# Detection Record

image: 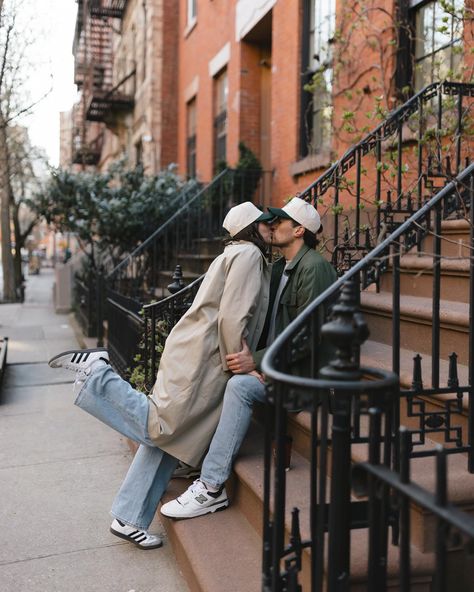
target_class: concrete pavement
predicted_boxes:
[0,268,188,592]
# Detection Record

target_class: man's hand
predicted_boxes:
[226,339,256,374]
[249,370,265,384]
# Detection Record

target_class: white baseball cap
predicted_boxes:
[268,197,321,234]
[222,202,273,237]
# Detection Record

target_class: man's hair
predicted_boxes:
[290,220,319,249]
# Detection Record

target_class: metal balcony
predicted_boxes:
[89,0,128,19]
[86,66,135,123]
[72,131,104,166]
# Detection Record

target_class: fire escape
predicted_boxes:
[72,0,134,166]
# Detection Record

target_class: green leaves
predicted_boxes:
[32,162,196,268]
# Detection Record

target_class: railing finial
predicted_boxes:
[319,277,369,382]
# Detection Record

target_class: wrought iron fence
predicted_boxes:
[106,168,266,305]
[74,270,98,338]
[138,276,204,393]
[261,163,474,590]
[353,413,474,592]
[300,81,474,275]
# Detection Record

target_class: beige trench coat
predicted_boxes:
[147,241,271,466]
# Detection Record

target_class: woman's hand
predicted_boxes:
[226,339,256,374]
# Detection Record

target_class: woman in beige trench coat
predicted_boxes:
[48,201,273,549]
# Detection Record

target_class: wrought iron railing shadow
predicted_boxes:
[261,163,474,590]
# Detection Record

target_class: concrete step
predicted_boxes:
[160,424,437,591]
[286,338,470,455]
[379,254,470,303]
[160,479,262,592]
[422,219,471,258]
[361,291,469,365]
[176,253,216,275]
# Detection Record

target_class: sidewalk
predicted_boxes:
[0,268,188,592]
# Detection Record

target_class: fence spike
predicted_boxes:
[411,354,423,392]
[447,352,459,388]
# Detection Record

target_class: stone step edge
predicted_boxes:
[159,486,262,592]
[361,291,469,328]
[288,410,474,507]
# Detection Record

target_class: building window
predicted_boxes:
[187,98,197,178]
[187,0,197,25]
[412,0,464,91]
[213,69,228,168]
[300,0,336,158]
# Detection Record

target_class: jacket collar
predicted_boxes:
[284,244,311,273]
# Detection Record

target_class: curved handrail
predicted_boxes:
[262,162,474,386]
[299,81,474,203]
[142,274,205,313]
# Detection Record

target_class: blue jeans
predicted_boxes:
[200,374,266,489]
[75,366,178,530]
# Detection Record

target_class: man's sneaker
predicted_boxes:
[160,479,228,519]
[172,461,201,479]
[110,518,162,550]
[48,348,109,376]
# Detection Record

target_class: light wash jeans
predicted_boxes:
[74,365,178,530]
[200,374,266,489]
[75,367,265,528]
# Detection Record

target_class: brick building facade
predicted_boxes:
[63,0,471,207]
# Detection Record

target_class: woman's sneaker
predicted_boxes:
[110,519,162,550]
[48,348,109,376]
[160,479,228,519]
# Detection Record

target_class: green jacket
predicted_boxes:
[255,244,338,376]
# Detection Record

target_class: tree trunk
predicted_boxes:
[0,112,17,301]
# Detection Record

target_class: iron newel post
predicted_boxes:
[319,278,370,592]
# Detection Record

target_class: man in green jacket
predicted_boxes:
[161,197,337,519]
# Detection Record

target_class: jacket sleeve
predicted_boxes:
[218,247,263,371]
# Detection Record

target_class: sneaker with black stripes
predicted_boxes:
[48,348,109,376]
[109,519,163,550]
[160,479,229,519]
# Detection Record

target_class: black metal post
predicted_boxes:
[319,279,369,591]
[96,268,104,347]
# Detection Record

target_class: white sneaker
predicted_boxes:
[160,479,229,519]
[110,519,162,550]
[48,348,109,377]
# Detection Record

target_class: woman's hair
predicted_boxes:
[224,222,268,254]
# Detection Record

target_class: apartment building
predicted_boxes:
[63,0,470,205]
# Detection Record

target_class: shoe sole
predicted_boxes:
[48,348,108,367]
[110,527,163,550]
[161,499,229,520]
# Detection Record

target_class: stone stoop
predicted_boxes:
[154,238,224,295]
[160,421,437,591]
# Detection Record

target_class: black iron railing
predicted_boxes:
[353,413,474,592]
[300,81,474,274]
[261,163,474,590]
[139,276,204,392]
[74,271,99,338]
[104,167,267,375]
[106,168,265,305]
